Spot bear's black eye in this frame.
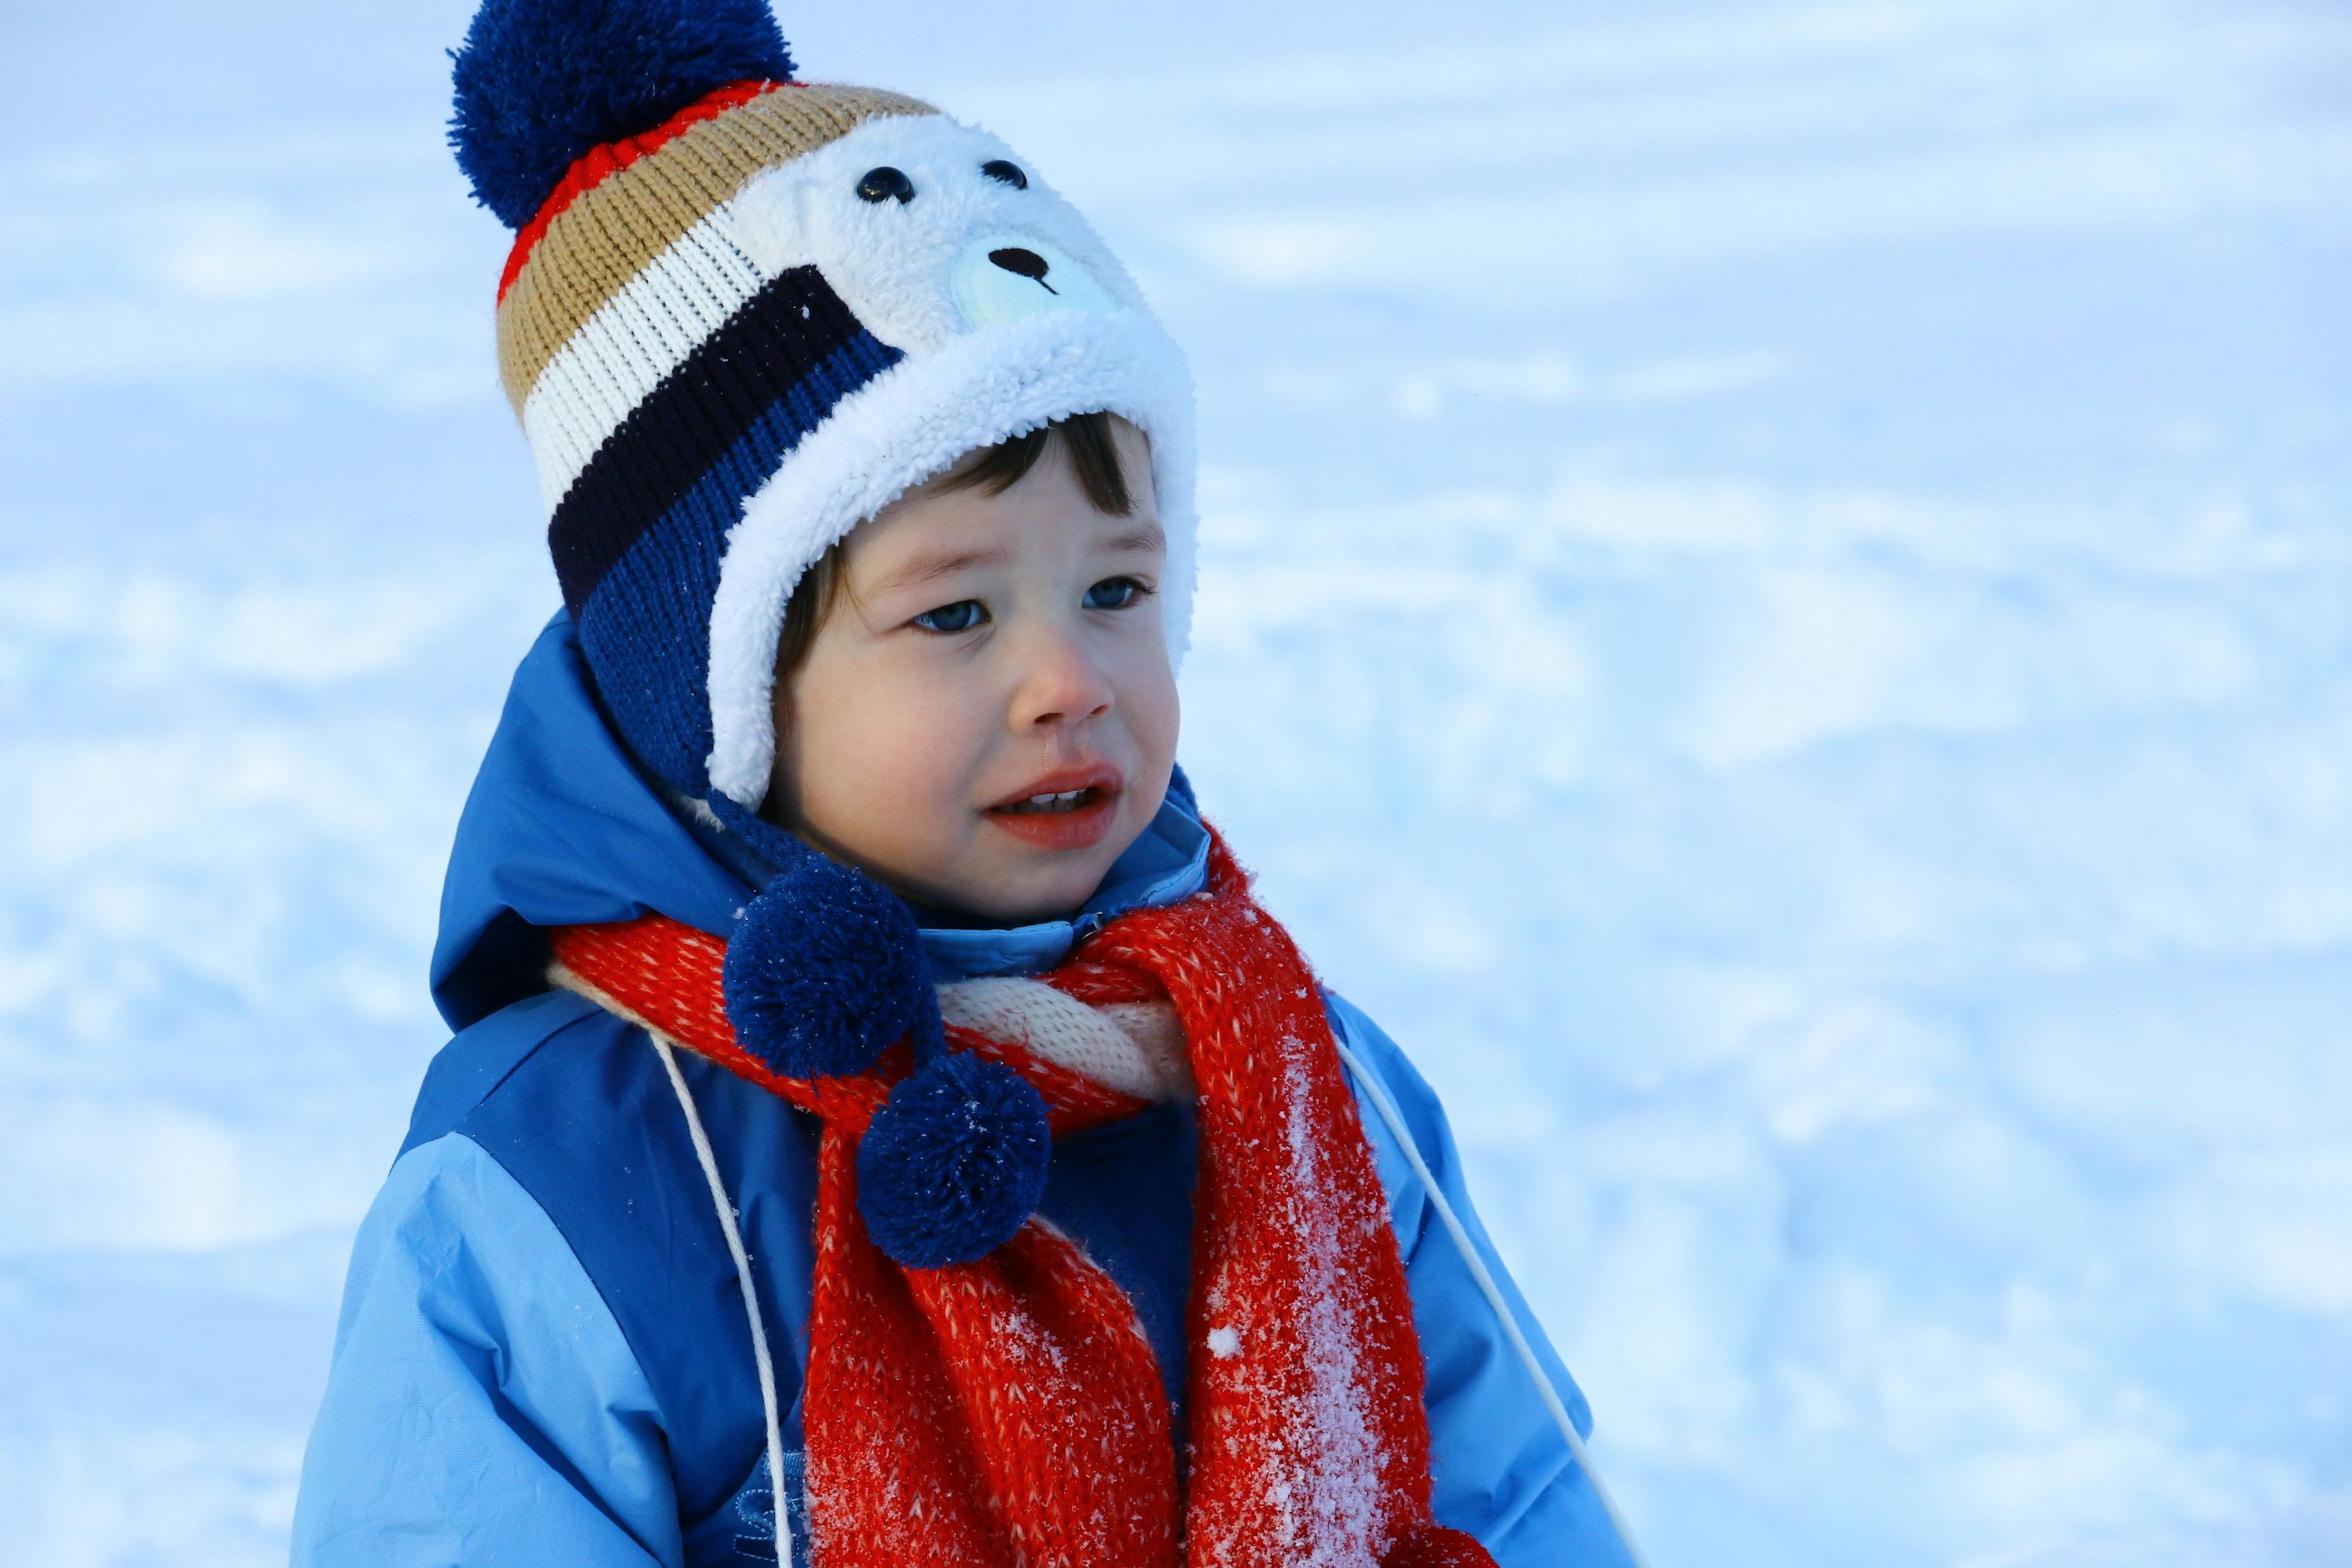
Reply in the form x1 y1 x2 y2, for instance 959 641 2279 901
856 166 915 203
981 159 1028 190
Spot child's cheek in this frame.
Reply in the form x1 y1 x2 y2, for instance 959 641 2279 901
838 654 993 858
1121 638 1183 772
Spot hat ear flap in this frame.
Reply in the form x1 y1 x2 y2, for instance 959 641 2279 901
449 0 797 229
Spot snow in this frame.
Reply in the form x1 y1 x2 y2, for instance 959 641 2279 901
2 1 2347 1564
1273 1053 1382 1565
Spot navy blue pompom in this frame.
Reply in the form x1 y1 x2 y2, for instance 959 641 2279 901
450 0 797 228
856 1054 1052 1268
723 852 937 1080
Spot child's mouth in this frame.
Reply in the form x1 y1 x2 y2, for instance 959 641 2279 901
997 787 1101 815
984 775 1121 850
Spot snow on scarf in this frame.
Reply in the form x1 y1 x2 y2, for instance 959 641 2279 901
548 831 1496 1567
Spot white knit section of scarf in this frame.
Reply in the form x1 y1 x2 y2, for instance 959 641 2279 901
934 976 1192 1102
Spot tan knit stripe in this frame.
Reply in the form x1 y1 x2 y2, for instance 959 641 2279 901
498 85 936 413
522 209 766 510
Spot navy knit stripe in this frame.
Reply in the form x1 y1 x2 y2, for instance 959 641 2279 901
574 330 905 790
576 508 725 791
547 265 900 613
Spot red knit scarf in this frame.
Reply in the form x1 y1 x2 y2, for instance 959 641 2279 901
549 831 1495 1567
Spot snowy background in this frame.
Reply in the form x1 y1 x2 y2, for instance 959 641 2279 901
3 1 2349 1562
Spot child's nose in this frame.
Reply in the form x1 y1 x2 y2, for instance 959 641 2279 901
1010 627 1114 730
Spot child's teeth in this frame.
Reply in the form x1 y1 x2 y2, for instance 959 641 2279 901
1011 788 1089 813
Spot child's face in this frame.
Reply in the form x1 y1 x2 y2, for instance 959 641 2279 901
770 419 1180 924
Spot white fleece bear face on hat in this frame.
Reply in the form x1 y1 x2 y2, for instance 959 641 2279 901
701 112 1199 812
730 115 1141 352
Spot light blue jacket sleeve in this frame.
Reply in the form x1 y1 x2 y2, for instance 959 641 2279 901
292 1132 681 1567
1327 991 1640 1568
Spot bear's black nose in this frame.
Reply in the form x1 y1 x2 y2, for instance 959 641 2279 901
989 247 1057 294
856 166 914 203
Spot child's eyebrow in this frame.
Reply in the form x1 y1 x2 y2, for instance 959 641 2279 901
861 546 1009 599
1100 520 1167 555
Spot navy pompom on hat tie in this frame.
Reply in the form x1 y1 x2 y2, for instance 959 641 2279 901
707 799 1051 1266
858 1051 1052 1269
721 844 939 1082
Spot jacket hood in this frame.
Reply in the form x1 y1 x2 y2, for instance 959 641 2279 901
431 612 1206 1033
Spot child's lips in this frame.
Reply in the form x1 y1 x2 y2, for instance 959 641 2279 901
983 768 1123 851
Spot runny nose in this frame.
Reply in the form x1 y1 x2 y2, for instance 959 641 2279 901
988 247 1059 295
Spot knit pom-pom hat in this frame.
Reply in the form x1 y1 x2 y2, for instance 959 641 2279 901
452 0 1194 1266
452 0 1197 812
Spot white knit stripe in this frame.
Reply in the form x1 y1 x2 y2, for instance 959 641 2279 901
522 210 767 512
1095 999 1192 1099
652 1033 797 1568
524 366 605 513
936 977 1190 1102
1332 1037 1654 1568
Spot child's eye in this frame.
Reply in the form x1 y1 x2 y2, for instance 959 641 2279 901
1084 576 1152 610
912 599 987 633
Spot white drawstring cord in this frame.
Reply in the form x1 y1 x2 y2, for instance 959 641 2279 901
1333 1038 1654 1568
653 1035 794 1568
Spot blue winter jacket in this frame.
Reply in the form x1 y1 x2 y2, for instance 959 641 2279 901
291 613 1636 1566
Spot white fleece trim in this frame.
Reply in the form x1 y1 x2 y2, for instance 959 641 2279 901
704 307 1196 807
521 208 765 512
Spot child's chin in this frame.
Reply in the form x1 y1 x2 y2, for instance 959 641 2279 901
938 844 1116 927
970 866 1105 926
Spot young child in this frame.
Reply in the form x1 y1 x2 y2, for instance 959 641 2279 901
293 3 1644 1565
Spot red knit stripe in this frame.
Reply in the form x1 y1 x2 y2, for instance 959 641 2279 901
548 916 886 1129
495 78 792 305
908 1226 1178 1562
